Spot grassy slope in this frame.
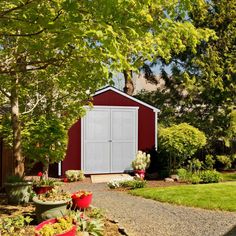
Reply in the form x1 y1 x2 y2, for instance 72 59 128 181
130 182 236 212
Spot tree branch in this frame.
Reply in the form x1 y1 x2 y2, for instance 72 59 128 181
0 87 10 98
22 94 45 115
0 0 34 17
0 8 63 37
0 28 45 37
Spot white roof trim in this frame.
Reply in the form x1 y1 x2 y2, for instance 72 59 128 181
94 86 160 112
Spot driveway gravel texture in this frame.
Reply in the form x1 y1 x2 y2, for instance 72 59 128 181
62 181 236 236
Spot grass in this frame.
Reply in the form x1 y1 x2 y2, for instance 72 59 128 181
221 172 236 181
130 182 236 212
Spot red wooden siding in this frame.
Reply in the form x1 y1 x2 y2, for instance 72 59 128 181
62 89 156 175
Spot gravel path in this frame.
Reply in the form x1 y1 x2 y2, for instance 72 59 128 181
63 182 236 236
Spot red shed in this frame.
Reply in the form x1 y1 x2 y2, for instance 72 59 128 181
62 86 160 175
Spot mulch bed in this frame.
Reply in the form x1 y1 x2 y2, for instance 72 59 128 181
0 194 122 236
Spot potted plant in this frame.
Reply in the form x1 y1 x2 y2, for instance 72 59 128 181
33 172 56 194
71 190 92 209
4 175 33 204
132 151 151 179
65 170 85 182
33 188 71 223
35 216 77 236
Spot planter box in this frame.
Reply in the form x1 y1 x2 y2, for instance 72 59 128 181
35 218 76 236
5 182 32 204
33 197 70 223
33 186 54 195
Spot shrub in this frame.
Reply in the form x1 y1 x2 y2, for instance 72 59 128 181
189 173 201 184
177 168 189 182
159 123 207 170
65 170 85 182
216 155 233 169
121 179 146 189
204 155 215 170
200 170 222 183
177 168 222 184
107 177 146 189
107 176 134 189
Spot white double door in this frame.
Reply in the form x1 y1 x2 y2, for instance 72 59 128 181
82 107 138 174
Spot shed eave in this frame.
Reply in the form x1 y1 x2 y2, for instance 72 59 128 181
94 86 160 112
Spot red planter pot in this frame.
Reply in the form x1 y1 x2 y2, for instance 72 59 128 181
33 186 53 195
134 169 146 179
71 191 92 209
35 218 76 236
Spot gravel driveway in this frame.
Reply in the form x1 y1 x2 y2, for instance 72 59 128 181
63 182 236 236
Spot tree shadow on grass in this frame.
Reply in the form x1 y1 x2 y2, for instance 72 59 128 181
224 225 236 236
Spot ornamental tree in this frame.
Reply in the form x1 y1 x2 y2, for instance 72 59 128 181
159 123 207 171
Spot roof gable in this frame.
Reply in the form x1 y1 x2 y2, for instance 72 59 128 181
94 86 160 112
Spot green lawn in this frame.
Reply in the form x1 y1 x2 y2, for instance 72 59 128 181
221 172 236 181
130 182 236 212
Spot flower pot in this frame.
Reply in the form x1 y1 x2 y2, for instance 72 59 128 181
71 191 92 209
33 186 54 195
33 196 70 223
35 218 77 236
5 182 32 204
134 169 146 179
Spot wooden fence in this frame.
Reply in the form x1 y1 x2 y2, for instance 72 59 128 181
0 138 14 188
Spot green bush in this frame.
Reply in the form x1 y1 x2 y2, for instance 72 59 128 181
200 170 222 183
204 155 215 170
121 179 146 189
159 123 207 170
177 168 189 182
216 155 233 169
177 168 222 184
189 173 201 184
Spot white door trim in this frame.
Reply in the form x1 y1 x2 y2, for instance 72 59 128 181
81 106 139 174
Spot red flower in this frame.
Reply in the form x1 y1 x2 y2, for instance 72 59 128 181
63 178 68 183
37 172 43 177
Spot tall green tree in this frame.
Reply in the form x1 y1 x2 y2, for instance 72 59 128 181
0 0 214 176
137 0 235 144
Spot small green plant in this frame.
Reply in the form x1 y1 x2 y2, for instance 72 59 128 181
36 188 71 202
86 207 104 219
189 173 201 184
177 168 222 184
177 168 189 182
0 215 33 235
188 158 202 172
200 170 222 183
33 172 57 187
107 177 146 189
6 175 26 183
65 170 85 182
121 179 146 189
76 214 104 236
132 151 151 170
204 155 215 170
216 155 233 169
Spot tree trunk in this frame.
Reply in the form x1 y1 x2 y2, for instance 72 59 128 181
123 70 134 95
43 156 50 179
11 76 24 177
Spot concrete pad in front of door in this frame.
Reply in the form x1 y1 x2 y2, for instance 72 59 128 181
90 174 131 183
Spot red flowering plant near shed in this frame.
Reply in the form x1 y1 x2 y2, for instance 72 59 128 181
33 172 56 187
